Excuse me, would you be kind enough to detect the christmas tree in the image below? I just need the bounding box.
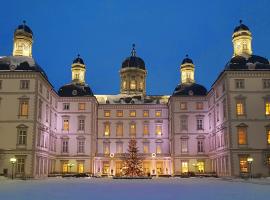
[123,138,144,177]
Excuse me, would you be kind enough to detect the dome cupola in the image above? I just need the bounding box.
[71,54,86,84]
[180,54,195,84]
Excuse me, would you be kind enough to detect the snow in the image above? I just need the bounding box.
[0,177,270,200]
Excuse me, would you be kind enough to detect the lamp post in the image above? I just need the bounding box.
[67,163,74,173]
[247,157,253,179]
[152,153,156,176]
[10,157,17,180]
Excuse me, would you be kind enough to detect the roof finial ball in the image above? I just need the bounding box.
[131,43,136,57]
[77,54,80,58]
[239,19,242,24]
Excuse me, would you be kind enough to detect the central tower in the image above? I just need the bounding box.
[120,44,147,96]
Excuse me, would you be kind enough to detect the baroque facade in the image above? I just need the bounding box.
[0,21,270,178]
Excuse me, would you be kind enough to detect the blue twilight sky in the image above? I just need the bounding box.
[0,0,270,95]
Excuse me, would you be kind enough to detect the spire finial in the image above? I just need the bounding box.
[23,20,26,26]
[185,54,189,58]
[131,43,136,56]
[239,19,242,24]
[77,54,80,58]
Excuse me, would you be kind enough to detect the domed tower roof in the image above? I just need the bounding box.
[121,44,146,70]
[233,20,250,33]
[73,54,84,65]
[181,54,193,65]
[14,20,33,37]
[58,83,93,97]
[173,83,207,96]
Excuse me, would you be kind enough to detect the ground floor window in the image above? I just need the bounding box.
[116,161,123,176]
[143,161,150,174]
[156,161,163,175]
[77,162,84,173]
[103,161,110,174]
[181,161,188,173]
[62,162,68,173]
[197,161,205,173]
[239,157,248,172]
[16,158,25,174]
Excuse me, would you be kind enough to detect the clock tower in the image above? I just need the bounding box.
[13,21,33,57]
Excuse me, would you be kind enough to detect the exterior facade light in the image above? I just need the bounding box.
[10,157,17,179]
[151,153,156,158]
[247,157,253,179]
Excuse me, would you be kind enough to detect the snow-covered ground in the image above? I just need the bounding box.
[0,177,270,200]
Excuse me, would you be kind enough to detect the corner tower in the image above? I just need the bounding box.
[120,44,147,96]
[12,21,33,57]
[232,20,252,57]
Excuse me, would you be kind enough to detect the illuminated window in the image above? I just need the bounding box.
[18,129,27,145]
[143,124,149,135]
[122,81,127,89]
[78,119,85,131]
[155,125,162,135]
[19,100,29,117]
[267,130,270,145]
[78,140,85,153]
[104,123,110,136]
[239,156,248,172]
[78,163,84,173]
[196,102,203,110]
[116,142,123,153]
[139,82,143,90]
[16,158,25,174]
[263,79,270,89]
[104,110,110,117]
[180,102,187,110]
[197,140,204,153]
[20,80,30,89]
[235,79,245,89]
[197,161,205,173]
[236,100,245,116]
[237,126,247,145]
[143,143,149,153]
[156,143,162,154]
[117,110,123,117]
[116,123,123,136]
[78,103,86,110]
[103,142,110,154]
[63,103,70,110]
[62,140,69,153]
[130,80,136,90]
[181,161,188,173]
[155,110,162,117]
[130,123,136,137]
[129,110,136,117]
[63,119,69,131]
[181,140,188,153]
[143,110,149,117]
[62,162,68,173]
[265,102,270,116]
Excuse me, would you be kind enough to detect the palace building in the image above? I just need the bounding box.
[0,21,270,178]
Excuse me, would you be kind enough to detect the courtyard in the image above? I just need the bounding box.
[0,177,269,200]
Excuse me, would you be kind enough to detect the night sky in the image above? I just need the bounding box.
[0,0,270,95]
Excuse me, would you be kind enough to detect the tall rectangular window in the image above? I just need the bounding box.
[62,140,68,153]
[38,99,42,120]
[63,119,69,131]
[236,100,245,116]
[45,105,49,122]
[16,158,25,174]
[78,140,85,153]
[181,140,188,153]
[78,119,85,131]
[116,110,123,117]
[156,143,162,154]
[78,103,86,111]
[265,101,270,116]
[180,116,188,131]
[197,140,204,153]
[18,129,27,145]
[155,110,162,117]
[20,80,30,89]
[235,79,245,89]
[216,104,220,122]
[104,123,110,136]
[196,119,203,130]
[181,161,188,173]
[197,161,205,173]
[103,142,110,154]
[130,123,136,137]
[143,123,149,135]
[239,156,248,172]
[19,100,29,117]
[116,123,123,136]
[143,143,149,153]
[155,124,162,135]
[238,126,247,145]
[267,129,270,145]
[116,142,123,153]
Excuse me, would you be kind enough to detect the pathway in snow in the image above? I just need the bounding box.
[0,177,269,200]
